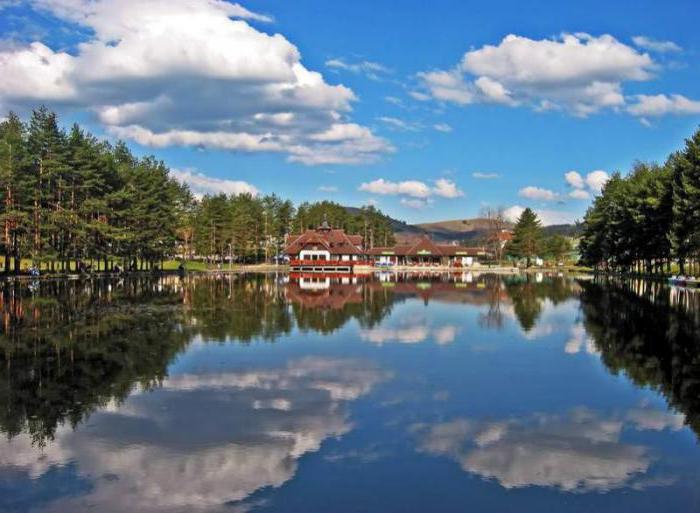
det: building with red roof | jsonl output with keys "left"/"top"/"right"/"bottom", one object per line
{"left": 366, "top": 236, "right": 489, "bottom": 267}
{"left": 284, "top": 218, "right": 367, "bottom": 272}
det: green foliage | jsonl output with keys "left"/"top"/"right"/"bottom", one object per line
{"left": 542, "top": 234, "right": 573, "bottom": 263}
{"left": 579, "top": 141, "right": 691, "bottom": 274}
{"left": 0, "top": 107, "right": 189, "bottom": 272}
{"left": 293, "top": 201, "right": 395, "bottom": 248}
{"left": 1, "top": 107, "right": 399, "bottom": 270}
{"left": 508, "top": 207, "right": 543, "bottom": 266}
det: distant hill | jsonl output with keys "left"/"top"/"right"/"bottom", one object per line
{"left": 541, "top": 224, "right": 583, "bottom": 237}
{"left": 342, "top": 207, "right": 581, "bottom": 244}
{"left": 412, "top": 218, "right": 513, "bottom": 244}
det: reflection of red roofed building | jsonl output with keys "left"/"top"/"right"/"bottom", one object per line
{"left": 284, "top": 217, "right": 367, "bottom": 273}
{"left": 285, "top": 276, "right": 364, "bottom": 309}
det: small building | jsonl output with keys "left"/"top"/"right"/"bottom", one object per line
{"left": 367, "top": 237, "right": 488, "bottom": 267}
{"left": 284, "top": 219, "right": 365, "bottom": 273}
{"left": 493, "top": 229, "right": 513, "bottom": 249}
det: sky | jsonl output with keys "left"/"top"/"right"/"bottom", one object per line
{"left": 1, "top": 0, "right": 699, "bottom": 225}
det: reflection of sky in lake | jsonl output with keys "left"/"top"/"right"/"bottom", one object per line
{"left": 2, "top": 274, "right": 700, "bottom": 513}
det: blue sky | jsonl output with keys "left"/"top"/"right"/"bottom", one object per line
{"left": 1, "top": 0, "right": 699, "bottom": 224}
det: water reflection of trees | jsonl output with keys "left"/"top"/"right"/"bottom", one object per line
{"left": 0, "top": 277, "right": 190, "bottom": 444}
{"left": 580, "top": 279, "right": 700, "bottom": 437}
{"left": 184, "top": 274, "right": 293, "bottom": 342}
{"left": 504, "top": 274, "right": 580, "bottom": 331}
{"left": 0, "top": 272, "right": 589, "bottom": 445}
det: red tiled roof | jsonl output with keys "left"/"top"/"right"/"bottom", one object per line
{"left": 367, "top": 237, "right": 486, "bottom": 257}
{"left": 285, "top": 228, "right": 363, "bottom": 255}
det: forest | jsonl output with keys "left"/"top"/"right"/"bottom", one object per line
{"left": 579, "top": 127, "right": 700, "bottom": 275}
{"left": 0, "top": 107, "right": 395, "bottom": 273}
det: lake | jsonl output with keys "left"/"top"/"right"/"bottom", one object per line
{"left": 1, "top": 272, "right": 700, "bottom": 513}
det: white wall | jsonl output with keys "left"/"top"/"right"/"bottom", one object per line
{"left": 300, "top": 277, "right": 331, "bottom": 290}
{"left": 299, "top": 250, "right": 331, "bottom": 260}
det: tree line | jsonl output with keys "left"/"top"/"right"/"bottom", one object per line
{"left": 579, "top": 127, "right": 700, "bottom": 275}
{"left": 0, "top": 107, "right": 396, "bottom": 273}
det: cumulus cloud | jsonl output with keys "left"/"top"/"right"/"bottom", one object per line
{"left": 1, "top": 357, "right": 389, "bottom": 513}
{"left": 360, "top": 322, "right": 459, "bottom": 345}
{"left": 418, "top": 69, "right": 476, "bottom": 105}
{"left": 414, "top": 33, "right": 696, "bottom": 117}
{"left": 568, "top": 189, "right": 591, "bottom": 200}
{"left": 564, "top": 170, "right": 609, "bottom": 197}
{"left": 433, "top": 178, "right": 464, "bottom": 198}
{"left": 585, "top": 170, "right": 610, "bottom": 192}
{"left": 170, "top": 168, "right": 258, "bottom": 198}
{"left": 504, "top": 205, "right": 579, "bottom": 225}
{"left": 564, "top": 324, "right": 598, "bottom": 354}
{"left": 360, "top": 179, "right": 431, "bottom": 198}
{"left": 565, "top": 170, "right": 585, "bottom": 189}
{"left": 626, "top": 406, "right": 685, "bottom": 432}
{"left": 433, "top": 123, "right": 452, "bottom": 132}
{"left": 412, "top": 408, "right": 662, "bottom": 492}
{"left": 518, "top": 186, "right": 558, "bottom": 201}
{"left": 359, "top": 178, "right": 463, "bottom": 200}
{"left": 632, "top": 36, "right": 682, "bottom": 54}
{"left": 0, "top": 0, "right": 392, "bottom": 165}
{"left": 627, "top": 94, "right": 700, "bottom": 117}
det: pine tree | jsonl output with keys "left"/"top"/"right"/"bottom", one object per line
{"left": 509, "top": 208, "right": 543, "bottom": 267}
{"left": 670, "top": 130, "right": 700, "bottom": 275}
{"left": 0, "top": 112, "right": 31, "bottom": 273}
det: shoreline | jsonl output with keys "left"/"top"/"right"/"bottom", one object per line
{"left": 0, "top": 264, "right": 596, "bottom": 281}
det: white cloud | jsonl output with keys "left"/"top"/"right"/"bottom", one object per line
{"left": 474, "top": 76, "right": 516, "bottom": 105}
{"left": 627, "top": 94, "right": 700, "bottom": 117}
{"left": 360, "top": 178, "right": 432, "bottom": 198}
{"left": 632, "top": 36, "right": 682, "bottom": 54}
{"left": 377, "top": 116, "right": 422, "bottom": 131}
{"left": 1, "top": 357, "right": 389, "bottom": 512}
{"left": 472, "top": 172, "right": 499, "bottom": 179}
{"left": 433, "top": 178, "right": 464, "bottom": 198}
{"left": 503, "top": 205, "right": 525, "bottom": 223}
{"left": 360, "top": 319, "right": 458, "bottom": 345}
{"left": 171, "top": 168, "right": 258, "bottom": 198}
{"left": 325, "top": 58, "right": 390, "bottom": 80}
{"left": 0, "top": 0, "right": 392, "bottom": 165}
{"left": 359, "top": 178, "right": 463, "bottom": 200}
{"left": 518, "top": 186, "right": 558, "bottom": 201}
{"left": 408, "top": 91, "right": 431, "bottom": 101}
{"left": 413, "top": 409, "right": 659, "bottom": 493}
{"left": 433, "top": 123, "right": 452, "bottom": 132}
{"left": 565, "top": 171, "right": 585, "bottom": 189}
{"left": 318, "top": 185, "right": 338, "bottom": 193}
{"left": 504, "top": 205, "right": 578, "bottom": 225}
{"left": 585, "top": 170, "right": 610, "bottom": 192}
{"left": 564, "top": 324, "right": 597, "bottom": 354}
{"left": 626, "top": 407, "right": 685, "bottom": 432}
{"left": 568, "top": 189, "right": 591, "bottom": 200}
{"left": 418, "top": 69, "right": 475, "bottom": 105}
{"left": 417, "top": 33, "right": 660, "bottom": 116}
{"left": 564, "top": 170, "right": 609, "bottom": 197}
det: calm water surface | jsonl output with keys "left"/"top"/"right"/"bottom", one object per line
{"left": 1, "top": 272, "right": 700, "bottom": 512}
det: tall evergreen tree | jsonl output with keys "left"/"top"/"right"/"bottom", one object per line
{"left": 508, "top": 208, "right": 543, "bottom": 267}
